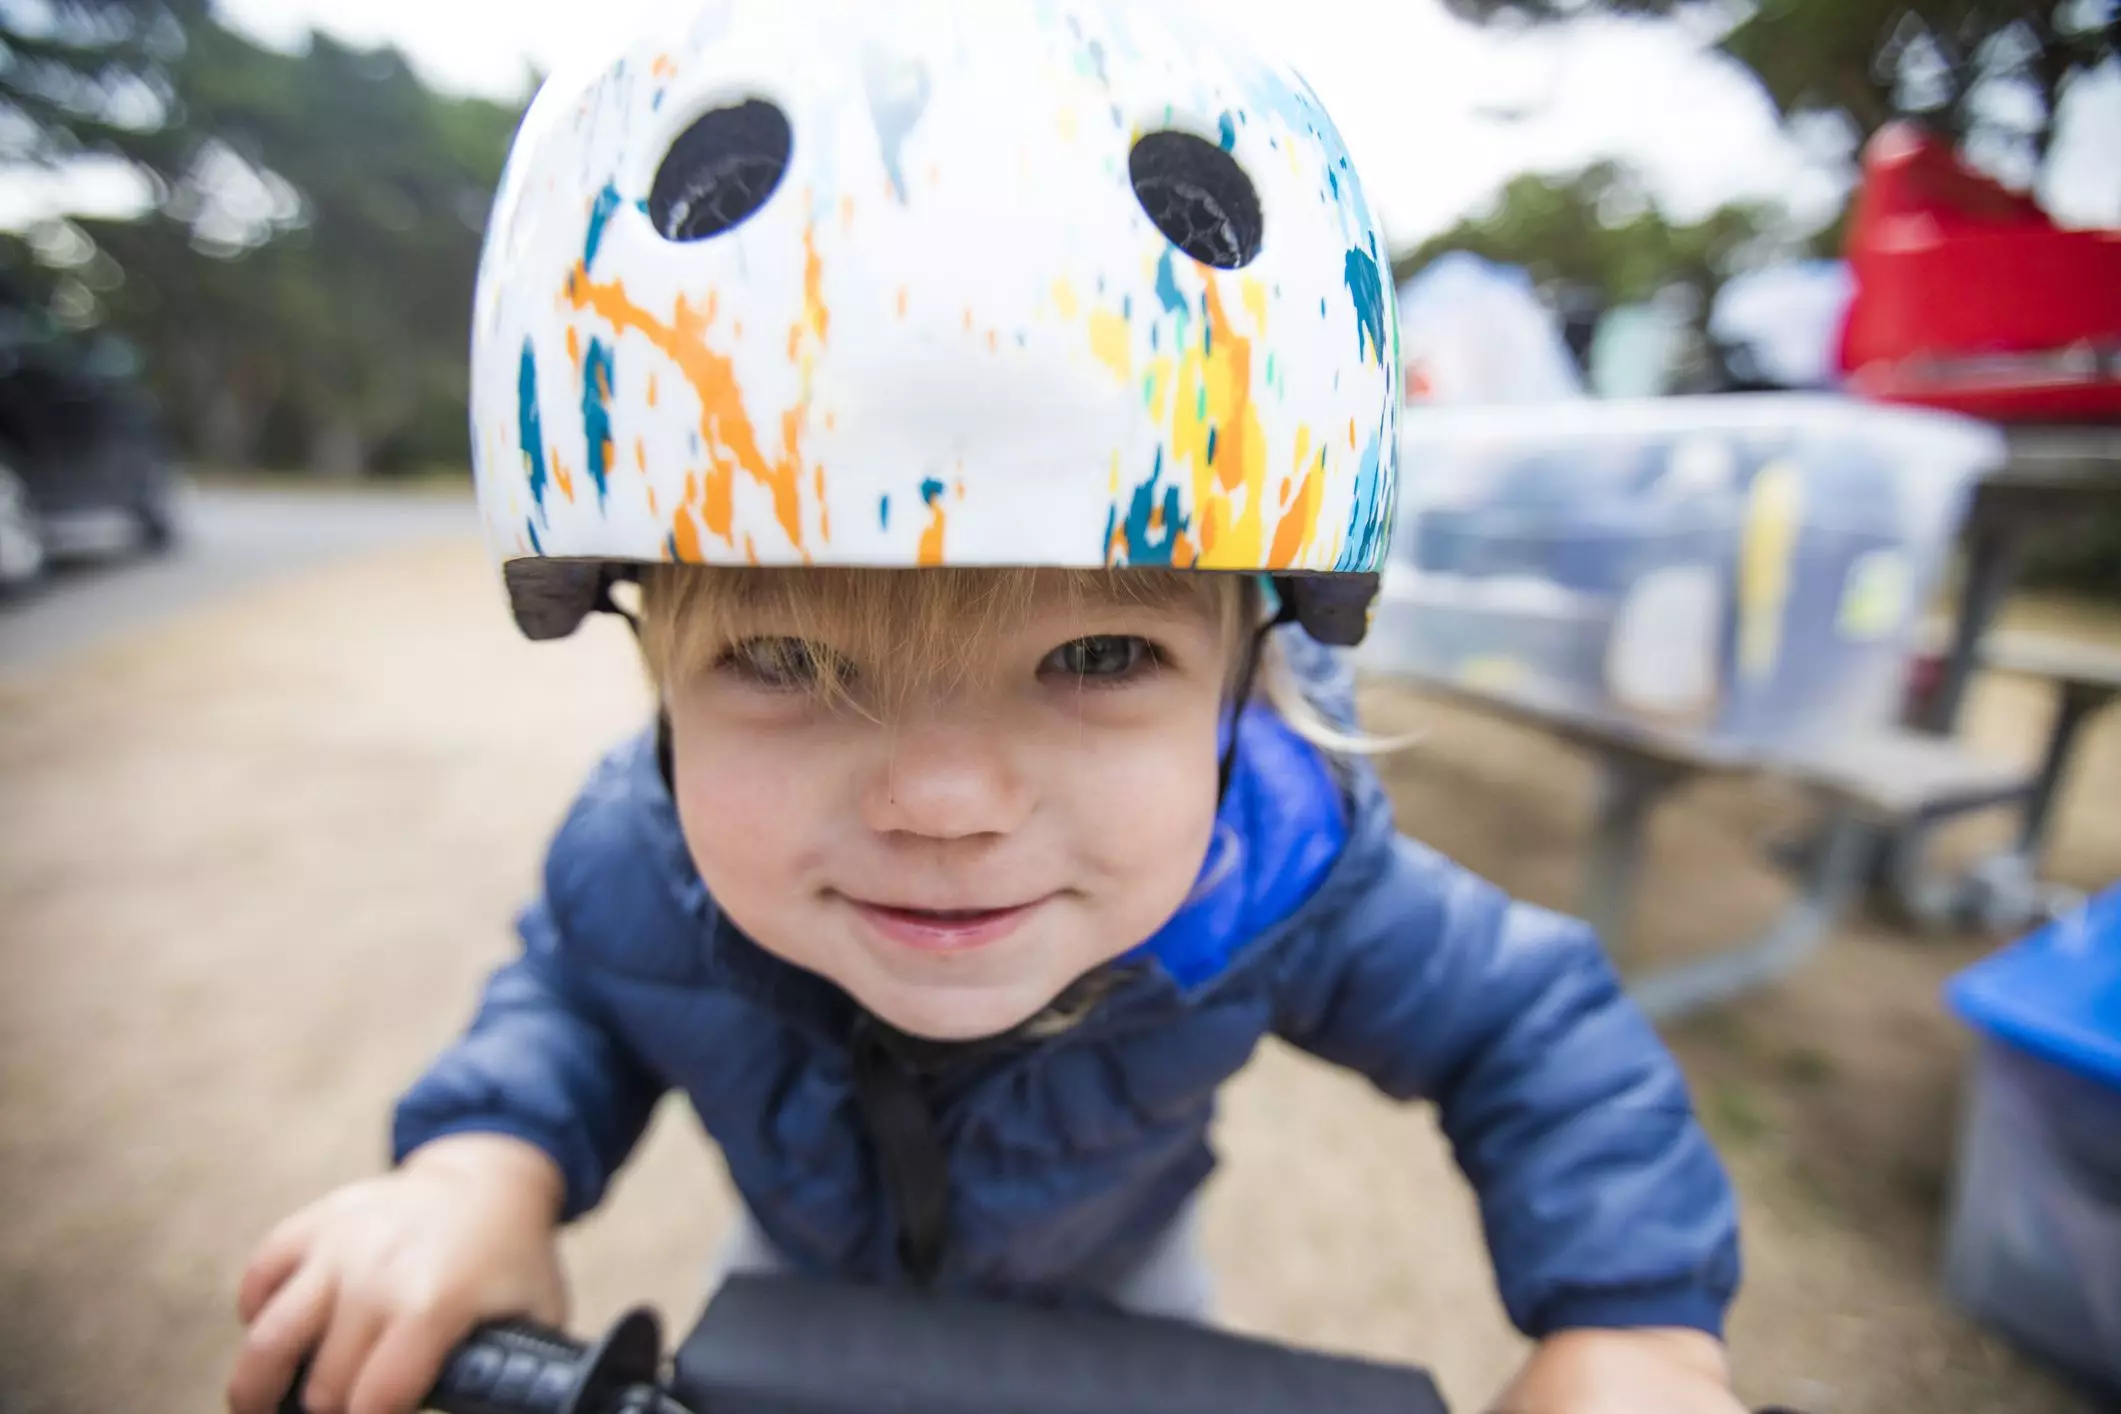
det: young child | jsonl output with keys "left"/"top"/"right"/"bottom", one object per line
{"left": 229, "top": 3, "right": 1746, "bottom": 1412}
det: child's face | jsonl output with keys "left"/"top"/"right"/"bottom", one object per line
{"left": 663, "top": 578, "right": 1232, "bottom": 1040}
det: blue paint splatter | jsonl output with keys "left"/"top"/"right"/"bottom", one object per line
{"left": 879, "top": 495, "right": 891, "bottom": 530}
{"left": 1335, "top": 428, "right": 1393, "bottom": 572}
{"left": 921, "top": 477, "right": 946, "bottom": 508}
{"left": 864, "top": 47, "right": 933, "bottom": 205}
{"left": 581, "top": 337, "right": 617, "bottom": 505}
{"left": 1153, "top": 248, "right": 1191, "bottom": 347}
{"left": 1154, "top": 250, "right": 1187, "bottom": 316}
{"left": 517, "top": 341, "right": 549, "bottom": 516}
{"left": 1218, "top": 112, "right": 1237, "bottom": 151}
{"left": 1207, "top": 426, "right": 1219, "bottom": 465}
{"left": 653, "top": 90, "right": 666, "bottom": 111}
{"left": 526, "top": 518, "right": 543, "bottom": 554}
{"left": 1123, "top": 294, "right": 1133, "bottom": 321}
{"left": 584, "top": 183, "right": 622, "bottom": 273}
{"left": 1115, "top": 448, "right": 1188, "bottom": 566}
{"left": 1329, "top": 170, "right": 1340, "bottom": 201}
{"left": 1344, "top": 238, "right": 1387, "bottom": 366}
{"left": 665, "top": 531, "right": 681, "bottom": 561}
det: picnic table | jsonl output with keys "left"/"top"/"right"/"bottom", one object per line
{"left": 1887, "top": 425, "right": 2121, "bottom": 927}
{"left": 1375, "top": 670, "right": 2029, "bottom": 1022}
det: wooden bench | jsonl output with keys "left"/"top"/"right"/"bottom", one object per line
{"left": 1362, "top": 671, "right": 2031, "bottom": 1021}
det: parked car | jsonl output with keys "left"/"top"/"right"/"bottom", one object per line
{"left": 0, "top": 290, "right": 181, "bottom": 592}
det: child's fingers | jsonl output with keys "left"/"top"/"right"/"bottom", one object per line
{"left": 347, "top": 1305, "right": 479, "bottom": 1414}
{"left": 297, "top": 1293, "right": 390, "bottom": 1414}
{"left": 238, "top": 1209, "right": 327, "bottom": 1325}
{"left": 226, "top": 1264, "right": 333, "bottom": 1414}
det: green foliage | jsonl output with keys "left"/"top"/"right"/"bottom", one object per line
{"left": 1444, "top": 0, "right": 2119, "bottom": 160}
{"left": 3, "top": 3, "right": 520, "bottom": 474}
{"left": 1392, "top": 161, "right": 1785, "bottom": 305}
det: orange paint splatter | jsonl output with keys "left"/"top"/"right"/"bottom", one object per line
{"left": 552, "top": 451, "right": 576, "bottom": 503}
{"left": 566, "top": 223, "right": 828, "bottom": 559}
{"left": 744, "top": 532, "right": 759, "bottom": 564}
{"left": 963, "top": 308, "right": 975, "bottom": 332}
{"left": 673, "top": 506, "right": 701, "bottom": 561}
{"left": 918, "top": 498, "right": 947, "bottom": 566}
{"left": 813, "top": 464, "right": 825, "bottom": 500}
{"left": 635, "top": 438, "right": 646, "bottom": 473}
{"left": 897, "top": 287, "right": 910, "bottom": 319}
{"left": 824, "top": 411, "right": 837, "bottom": 432}
{"left": 1269, "top": 460, "right": 1323, "bottom": 569}
{"left": 987, "top": 330, "right": 999, "bottom": 353}
{"left": 1348, "top": 419, "right": 1357, "bottom": 450}
{"left": 647, "top": 374, "right": 659, "bottom": 408}
{"left": 647, "top": 485, "right": 660, "bottom": 516}
{"left": 840, "top": 195, "right": 854, "bottom": 231}
{"left": 566, "top": 326, "right": 582, "bottom": 369}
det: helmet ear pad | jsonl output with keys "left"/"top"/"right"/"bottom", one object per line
{"left": 1276, "top": 573, "right": 1379, "bottom": 648}
{"left": 504, "top": 559, "right": 612, "bottom": 641}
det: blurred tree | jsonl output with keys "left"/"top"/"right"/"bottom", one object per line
{"left": 4, "top": 6, "right": 519, "bottom": 475}
{"left": 1443, "top": 0, "right": 2118, "bottom": 170}
{"left": 1392, "top": 162, "right": 1782, "bottom": 302}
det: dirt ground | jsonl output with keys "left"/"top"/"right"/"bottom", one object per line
{"left": 3, "top": 537, "right": 2116, "bottom": 1414}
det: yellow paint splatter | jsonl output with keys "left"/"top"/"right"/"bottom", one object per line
{"left": 1058, "top": 107, "right": 1078, "bottom": 142}
{"left": 1109, "top": 451, "right": 1121, "bottom": 497}
{"left": 1088, "top": 310, "right": 1131, "bottom": 382}
{"left": 1052, "top": 279, "right": 1079, "bottom": 321}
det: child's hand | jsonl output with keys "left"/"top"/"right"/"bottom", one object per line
{"left": 227, "top": 1135, "right": 569, "bottom": 1414}
{"left": 1492, "top": 1328, "right": 1747, "bottom": 1414}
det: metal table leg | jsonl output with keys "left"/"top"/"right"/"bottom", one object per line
{"left": 1583, "top": 752, "right": 1688, "bottom": 957}
{"left": 2017, "top": 681, "right": 2115, "bottom": 863}
{"left": 1914, "top": 512, "right": 2026, "bottom": 737}
{"left": 1628, "top": 811, "right": 1878, "bottom": 1023}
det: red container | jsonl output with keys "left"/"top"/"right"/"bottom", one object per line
{"left": 1837, "top": 122, "right": 2121, "bottom": 424}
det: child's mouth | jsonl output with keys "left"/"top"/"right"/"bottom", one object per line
{"left": 846, "top": 898, "right": 1047, "bottom": 954}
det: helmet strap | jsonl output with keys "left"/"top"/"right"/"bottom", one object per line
{"left": 1218, "top": 579, "right": 1298, "bottom": 803}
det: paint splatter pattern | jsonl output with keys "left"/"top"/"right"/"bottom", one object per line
{"left": 473, "top": 0, "right": 1400, "bottom": 578}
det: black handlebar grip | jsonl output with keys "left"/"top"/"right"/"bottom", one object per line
{"left": 426, "top": 1321, "right": 592, "bottom": 1414}
{"left": 275, "top": 1309, "right": 665, "bottom": 1414}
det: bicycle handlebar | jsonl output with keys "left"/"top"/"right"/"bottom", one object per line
{"left": 273, "top": 1273, "right": 1812, "bottom": 1414}
{"left": 275, "top": 1274, "right": 1450, "bottom": 1414}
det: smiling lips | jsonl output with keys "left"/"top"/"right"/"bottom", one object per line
{"left": 847, "top": 896, "right": 1051, "bottom": 953}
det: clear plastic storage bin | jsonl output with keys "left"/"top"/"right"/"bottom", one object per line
{"left": 1361, "top": 396, "right": 2004, "bottom": 752}
{"left": 1943, "top": 887, "right": 2121, "bottom": 1396}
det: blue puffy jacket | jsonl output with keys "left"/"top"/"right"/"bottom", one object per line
{"left": 394, "top": 644, "right": 1740, "bottom": 1338}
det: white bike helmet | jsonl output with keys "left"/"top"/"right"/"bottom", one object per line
{"left": 471, "top": 0, "right": 1401, "bottom": 647}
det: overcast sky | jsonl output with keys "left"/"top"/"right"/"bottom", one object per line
{"left": 7, "top": 0, "right": 2116, "bottom": 242}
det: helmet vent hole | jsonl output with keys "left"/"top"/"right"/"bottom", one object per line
{"left": 649, "top": 99, "right": 792, "bottom": 242}
{"left": 1129, "top": 130, "right": 1262, "bottom": 270}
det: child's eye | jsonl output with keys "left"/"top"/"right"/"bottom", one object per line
{"left": 1041, "top": 635, "right": 1158, "bottom": 683}
{"left": 717, "top": 637, "right": 848, "bottom": 690}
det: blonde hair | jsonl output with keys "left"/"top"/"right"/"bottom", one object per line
{"left": 636, "top": 564, "right": 1384, "bottom": 752}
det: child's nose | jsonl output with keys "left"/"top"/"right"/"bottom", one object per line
{"left": 858, "top": 716, "right": 1034, "bottom": 841}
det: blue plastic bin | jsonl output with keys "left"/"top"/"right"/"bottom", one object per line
{"left": 1942, "top": 886, "right": 2121, "bottom": 1395}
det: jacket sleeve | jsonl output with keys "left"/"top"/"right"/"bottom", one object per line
{"left": 1274, "top": 832, "right": 1742, "bottom": 1339}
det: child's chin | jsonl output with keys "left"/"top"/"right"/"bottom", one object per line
{"left": 858, "top": 980, "right": 1055, "bottom": 1044}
